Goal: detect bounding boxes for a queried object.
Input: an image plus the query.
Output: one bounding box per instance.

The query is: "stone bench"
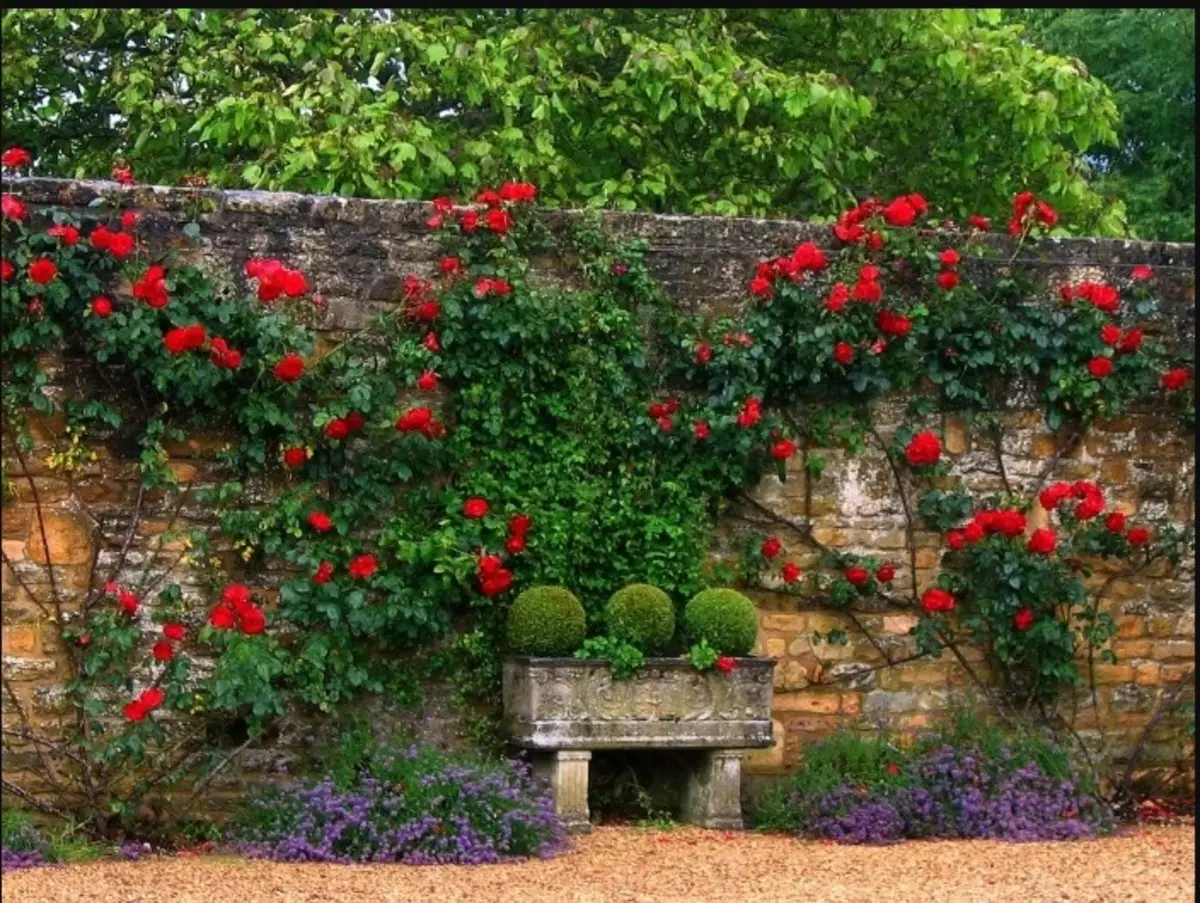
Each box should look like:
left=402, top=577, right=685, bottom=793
left=502, top=657, right=775, bottom=832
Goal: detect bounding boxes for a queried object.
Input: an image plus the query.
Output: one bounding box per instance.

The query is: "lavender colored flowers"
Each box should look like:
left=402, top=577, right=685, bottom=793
left=231, top=747, right=567, bottom=864
left=1, top=817, right=50, bottom=873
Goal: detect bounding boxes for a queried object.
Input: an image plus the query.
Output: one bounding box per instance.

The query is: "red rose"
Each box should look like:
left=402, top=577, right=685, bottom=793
left=825, top=283, right=850, bottom=314
left=209, top=604, right=236, bottom=630
left=307, top=512, right=333, bottom=532
left=124, top=700, right=148, bottom=722
left=324, top=418, right=350, bottom=441
left=475, top=188, right=502, bottom=207
left=1075, top=498, right=1103, bottom=521
left=183, top=324, right=206, bottom=350
left=48, top=224, right=80, bottom=245
left=2, top=195, right=27, bottom=221
left=693, top=420, right=711, bottom=440
left=882, top=197, right=917, bottom=227
left=0, top=260, right=12, bottom=282
left=1012, top=608, right=1035, bottom=632
left=415, top=370, right=439, bottom=392
left=968, top=214, right=990, bottom=231
left=313, top=561, right=334, bottom=584
left=163, top=328, right=190, bottom=355
left=118, top=591, right=139, bottom=616
left=656, top=415, right=674, bottom=432
left=845, top=566, right=869, bottom=586
left=152, top=641, right=174, bottom=662
left=210, top=338, right=242, bottom=369
left=761, top=537, right=782, bottom=560
left=920, top=588, right=956, bottom=614
left=1087, top=357, right=1113, bottom=378
left=833, top=342, right=855, bottom=366
left=694, top=340, right=713, bottom=365
left=273, top=353, right=305, bottom=382
left=423, top=333, right=440, bottom=352
left=283, top=446, right=307, bottom=469
left=852, top=278, right=883, bottom=303
left=935, top=271, right=959, bottom=291
left=771, top=439, right=797, bottom=461
left=222, top=584, right=253, bottom=613
left=348, top=554, right=377, bottom=579
left=781, top=562, right=802, bottom=584
left=91, top=296, right=113, bottom=318
left=463, top=497, right=490, bottom=519
left=876, top=563, right=896, bottom=583
left=1035, top=200, right=1058, bottom=227
left=505, top=534, right=526, bottom=555
left=939, top=249, right=961, bottom=267
left=461, top=210, right=479, bottom=232
left=509, top=514, right=533, bottom=536
left=486, top=208, right=514, bottom=234
left=1013, top=191, right=1034, bottom=215
left=904, top=431, right=942, bottom=467
left=479, top=569, right=514, bottom=597
left=793, top=241, right=827, bottom=272
left=962, top=521, right=985, bottom=544
left=1039, top=482, right=1072, bottom=510
left=112, top=164, right=134, bottom=185
left=439, top=256, right=463, bottom=277
left=1117, top=329, right=1143, bottom=354
left=282, top=270, right=309, bottom=298
left=736, top=397, right=762, bottom=429
left=28, top=258, right=58, bottom=285
left=1099, top=324, right=1121, bottom=345
left=121, top=210, right=140, bottom=230
left=946, top=529, right=965, bottom=550
left=1105, top=512, right=1126, bottom=533
left=714, top=655, right=737, bottom=673
left=345, top=412, right=365, bottom=433
left=1, top=147, right=31, bottom=168
left=1162, top=367, right=1190, bottom=391
left=1127, top=526, right=1150, bottom=547
left=478, top=553, right=504, bottom=577
left=748, top=274, right=773, bottom=298
left=1027, top=528, right=1056, bottom=555
left=134, top=266, right=169, bottom=308
left=432, top=196, right=454, bottom=215
left=107, top=231, right=136, bottom=259
left=906, top=193, right=928, bottom=215
left=1131, top=265, right=1153, bottom=282
left=139, top=687, right=164, bottom=710
left=876, top=309, right=912, bottom=337
left=240, top=607, right=266, bottom=635
left=163, top=623, right=186, bottom=642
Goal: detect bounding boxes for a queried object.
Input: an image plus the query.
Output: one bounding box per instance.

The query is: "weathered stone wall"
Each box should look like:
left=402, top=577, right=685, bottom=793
left=2, top=177, right=1195, bottom=800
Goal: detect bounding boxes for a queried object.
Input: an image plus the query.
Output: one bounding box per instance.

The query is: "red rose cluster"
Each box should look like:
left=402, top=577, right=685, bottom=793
left=209, top=584, right=267, bottom=634
left=920, top=587, right=956, bottom=614
left=1161, top=367, right=1190, bottom=392
left=273, top=353, right=305, bottom=382
left=833, top=193, right=928, bottom=245
left=473, top=277, right=512, bottom=298
left=89, top=224, right=136, bottom=259
left=1038, top=480, right=1105, bottom=520
left=106, top=581, right=140, bottom=617
left=2, top=194, right=27, bottom=221
left=476, top=553, right=514, bottom=597
left=153, top=622, right=186, bottom=662
left=324, top=412, right=367, bottom=441
left=903, top=431, right=942, bottom=467
left=123, top=686, right=165, bottom=722
left=48, top=224, right=80, bottom=245
left=1, top=146, right=31, bottom=169
left=736, top=397, right=762, bottom=429
left=348, top=553, right=377, bottom=579
left=426, top=181, right=537, bottom=233
left=936, top=247, right=960, bottom=291
left=395, top=405, right=445, bottom=439
left=747, top=241, right=827, bottom=298
left=245, top=258, right=309, bottom=302
left=506, top=513, right=532, bottom=554
left=1059, top=280, right=1119, bottom=313
left=164, top=324, right=207, bottom=355
left=648, top=396, right=680, bottom=432
left=134, top=264, right=169, bottom=308
left=1008, top=191, right=1057, bottom=236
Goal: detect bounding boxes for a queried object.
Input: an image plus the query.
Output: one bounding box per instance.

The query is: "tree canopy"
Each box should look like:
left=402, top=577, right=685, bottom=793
left=2, top=9, right=1130, bottom=233
left=1010, top=8, right=1195, bottom=242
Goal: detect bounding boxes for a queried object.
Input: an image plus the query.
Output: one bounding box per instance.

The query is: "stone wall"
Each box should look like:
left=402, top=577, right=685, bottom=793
left=2, top=177, right=1196, bottom=801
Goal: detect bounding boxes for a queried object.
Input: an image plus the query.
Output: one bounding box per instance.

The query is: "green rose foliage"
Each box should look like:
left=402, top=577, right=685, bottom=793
left=683, top=589, right=759, bottom=656
left=603, top=584, right=675, bottom=654
left=506, top=586, right=587, bottom=656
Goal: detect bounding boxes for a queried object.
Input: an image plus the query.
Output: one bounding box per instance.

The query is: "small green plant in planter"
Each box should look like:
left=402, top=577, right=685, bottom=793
left=683, top=588, right=759, bottom=656
left=575, top=635, right=646, bottom=679
left=506, top=586, right=587, bottom=656
left=604, top=584, right=675, bottom=654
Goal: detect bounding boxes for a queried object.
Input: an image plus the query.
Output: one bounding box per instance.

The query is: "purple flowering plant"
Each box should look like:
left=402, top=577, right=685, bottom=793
left=231, top=744, right=566, bottom=864
left=1, top=810, right=50, bottom=873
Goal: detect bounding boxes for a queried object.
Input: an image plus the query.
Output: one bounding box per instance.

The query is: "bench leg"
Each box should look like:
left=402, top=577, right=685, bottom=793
left=533, top=750, right=592, bottom=834
left=682, top=750, right=744, bottom=830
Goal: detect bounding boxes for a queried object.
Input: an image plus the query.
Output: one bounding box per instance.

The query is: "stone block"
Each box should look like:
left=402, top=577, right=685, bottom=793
left=26, top=510, right=95, bottom=566
left=3, top=624, right=39, bottom=655
left=774, top=691, right=840, bottom=714
left=760, top=613, right=806, bottom=633
left=1153, top=640, right=1195, bottom=661
left=744, top=718, right=786, bottom=773
left=682, top=750, right=745, bottom=830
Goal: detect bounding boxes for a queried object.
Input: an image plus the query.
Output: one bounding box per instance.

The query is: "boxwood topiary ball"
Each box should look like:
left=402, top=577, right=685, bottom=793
left=604, top=583, right=676, bottom=653
left=682, top=588, right=758, bottom=656
left=506, top=586, right=587, bottom=656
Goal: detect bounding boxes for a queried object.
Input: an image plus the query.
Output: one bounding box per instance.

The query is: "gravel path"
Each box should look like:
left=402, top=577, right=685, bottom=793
left=3, top=824, right=1193, bottom=903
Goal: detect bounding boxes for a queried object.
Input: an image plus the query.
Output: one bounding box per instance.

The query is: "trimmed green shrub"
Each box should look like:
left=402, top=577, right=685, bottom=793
left=682, top=588, right=758, bottom=656
left=604, top=584, right=675, bottom=653
left=506, top=586, right=587, bottom=656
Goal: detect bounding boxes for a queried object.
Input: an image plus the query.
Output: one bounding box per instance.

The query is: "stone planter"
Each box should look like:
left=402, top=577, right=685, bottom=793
left=503, top=656, right=774, bottom=832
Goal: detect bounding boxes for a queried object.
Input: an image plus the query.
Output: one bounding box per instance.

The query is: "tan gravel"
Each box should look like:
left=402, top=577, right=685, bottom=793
left=2, top=824, right=1193, bottom=903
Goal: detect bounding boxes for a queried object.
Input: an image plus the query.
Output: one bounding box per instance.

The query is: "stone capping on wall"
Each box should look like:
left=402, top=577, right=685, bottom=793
left=4, top=176, right=1196, bottom=343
